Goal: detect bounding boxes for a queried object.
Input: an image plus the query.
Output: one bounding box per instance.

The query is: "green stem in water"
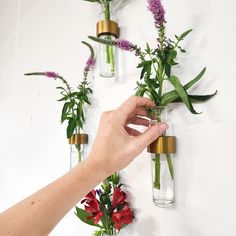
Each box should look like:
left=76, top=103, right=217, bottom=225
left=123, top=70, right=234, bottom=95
left=166, top=153, right=174, bottom=180
left=102, top=2, right=115, bottom=73
left=109, top=45, right=115, bottom=72
left=75, top=144, right=82, bottom=163
left=105, top=42, right=111, bottom=64
left=153, top=154, right=161, bottom=189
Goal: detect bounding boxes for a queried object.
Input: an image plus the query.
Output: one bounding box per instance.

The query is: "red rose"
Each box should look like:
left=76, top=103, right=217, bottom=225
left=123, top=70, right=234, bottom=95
left=111, top=204, right=134, bottom=231
left=112, top=187, right=127, bottom=209
left=81, top=190, right=103, bottom=224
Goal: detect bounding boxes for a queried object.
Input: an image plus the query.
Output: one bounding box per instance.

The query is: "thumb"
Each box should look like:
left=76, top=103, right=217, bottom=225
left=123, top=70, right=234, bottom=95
left=134, top=123, right=169, bottom=151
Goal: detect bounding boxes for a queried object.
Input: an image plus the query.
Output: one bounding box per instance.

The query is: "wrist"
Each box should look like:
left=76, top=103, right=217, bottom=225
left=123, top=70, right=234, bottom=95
left=83, top=156, right=108, bottom=182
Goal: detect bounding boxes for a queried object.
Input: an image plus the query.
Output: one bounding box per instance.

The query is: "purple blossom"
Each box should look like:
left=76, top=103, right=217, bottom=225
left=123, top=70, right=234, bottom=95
left=85, top=57, right=96, bottom=71
left=96, top=189, right=102, bottom=196
left=116, top=39, right=134, bottom=52
left=44, top=71, right=59, bottom=79
left=147, top=0, right=166, bottom=26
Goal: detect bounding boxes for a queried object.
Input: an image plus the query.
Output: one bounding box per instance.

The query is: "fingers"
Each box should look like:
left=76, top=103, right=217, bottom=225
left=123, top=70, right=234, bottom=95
left=133, top=123, right=169, bottom=151
left=128, top=107, right=148, bottom=118
left=116, top=96, right=156, bottom=122
left=124, top=126, right=141, bottom=136
left=126, top=116, right=149, bottom=127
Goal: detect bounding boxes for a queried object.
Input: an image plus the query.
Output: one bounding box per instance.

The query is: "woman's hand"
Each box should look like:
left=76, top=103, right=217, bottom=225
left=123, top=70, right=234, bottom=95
left=87, top=96, right=168, bottom=177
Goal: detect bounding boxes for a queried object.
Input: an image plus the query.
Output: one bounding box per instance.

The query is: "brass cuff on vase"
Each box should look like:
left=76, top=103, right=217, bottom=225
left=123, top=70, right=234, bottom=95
left=147, top=136, right=176, bottom=154
left=96, top=20, right=120, bottom=38
left=68, top=134, right=88, bottom=145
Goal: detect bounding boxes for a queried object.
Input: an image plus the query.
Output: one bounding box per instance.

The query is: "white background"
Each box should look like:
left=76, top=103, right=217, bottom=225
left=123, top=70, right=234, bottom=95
left=0, top=0, right=235, bottom=235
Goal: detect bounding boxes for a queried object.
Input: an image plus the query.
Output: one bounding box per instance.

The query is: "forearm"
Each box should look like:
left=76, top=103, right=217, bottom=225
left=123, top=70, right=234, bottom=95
left=0, top=158, right=106, bottom=236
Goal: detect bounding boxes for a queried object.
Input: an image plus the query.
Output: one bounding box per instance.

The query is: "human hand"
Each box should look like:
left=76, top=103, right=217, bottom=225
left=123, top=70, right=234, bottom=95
left=86, top=96, right=168, bottom=177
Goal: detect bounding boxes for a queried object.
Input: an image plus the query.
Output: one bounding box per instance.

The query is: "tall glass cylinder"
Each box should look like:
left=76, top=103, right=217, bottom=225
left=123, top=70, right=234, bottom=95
left=97, top=2, right=119, bottom=78
left=68, top=133, right=88, bottom=169
left=147, top=107, right=176, bottom=208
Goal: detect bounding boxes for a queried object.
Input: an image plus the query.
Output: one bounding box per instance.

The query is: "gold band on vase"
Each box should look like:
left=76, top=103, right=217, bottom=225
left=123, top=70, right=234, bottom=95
left=147, top=136, right=176, bottom=154
left=96, top=20, right=120, bottom=38
left=68, top=134, right=88, bottom=145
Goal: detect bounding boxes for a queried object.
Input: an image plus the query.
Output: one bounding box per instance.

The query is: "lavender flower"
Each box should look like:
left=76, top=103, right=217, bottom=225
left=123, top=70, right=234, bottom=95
left=44, top=71, right=59, bottom=79
left=116, top=39, right=135, bottom=52
left=147, top=0, right=166, bottom=26
left=85, top=57, right=96, bottom=71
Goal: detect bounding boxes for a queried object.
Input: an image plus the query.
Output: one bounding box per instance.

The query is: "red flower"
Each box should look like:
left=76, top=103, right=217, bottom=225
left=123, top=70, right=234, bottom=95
left=81, top=190, right=103, bottom=224
left=111, top=204, right=134, bottom=231
left=112, top=187, right=127, bottom=209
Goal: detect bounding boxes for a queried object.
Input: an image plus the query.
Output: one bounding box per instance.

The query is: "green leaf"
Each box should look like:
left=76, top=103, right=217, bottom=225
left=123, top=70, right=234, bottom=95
left=179, top=29, right=193, bottom=41
left=137, top=60, right=152, bottom=68
left=145, top=77, right=160, bottom=104
left=67, top=118, right=76, bottom=138
left=92, top=230, right=103, bottom=236
left=168, top=75, right=200, bottom=114
left=81, top=0, right=101, bottom=3
left=61, top=102, right=70, bottom=123
left=139, top=61, right=152, bottom=80
left=161, top=68, right=206, bottom=105
left=76, top=117, right=83, bottom=129
left=56, top=86, right=66, bottom=91
left=173, top=91, right=217, bottom=103
left=75, top=207, right=101, bottom=228
left=184, top=67, right=206, bottom=90
left=24, top=72, right=45, bottom=76
left=165, top=64, right=171, bottom=77
left=146, top=43, right=151, bottom=53
left=169, top=49, right=177, bottom=59
left=83, top=95, right=91, bottom=105
left=57, top=96, right=68, bottom=102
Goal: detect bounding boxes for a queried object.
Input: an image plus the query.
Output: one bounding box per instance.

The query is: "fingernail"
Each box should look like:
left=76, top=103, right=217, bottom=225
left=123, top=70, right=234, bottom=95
left=159, top=123, right=168, bottom=133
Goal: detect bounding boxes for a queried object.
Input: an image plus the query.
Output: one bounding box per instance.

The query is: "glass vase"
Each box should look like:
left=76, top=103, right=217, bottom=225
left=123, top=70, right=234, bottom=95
left=68, top=133, right=88, bottom=169
left=97, top=1, right=119, bottom=78
left=147, top=107, right=176, bottom=208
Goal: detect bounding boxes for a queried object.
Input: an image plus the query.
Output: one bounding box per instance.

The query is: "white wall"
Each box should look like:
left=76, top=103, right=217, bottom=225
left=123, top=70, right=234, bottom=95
left=0, top=0, right=235, bottom=235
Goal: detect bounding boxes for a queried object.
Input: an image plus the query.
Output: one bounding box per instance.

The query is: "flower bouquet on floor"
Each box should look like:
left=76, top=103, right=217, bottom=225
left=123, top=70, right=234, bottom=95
left=75, top=173, right=134, bottom=236
left=25, top=41, right=95, bottom=168
left=89, top=0, right=217, bottom=207
left=82, top=0, right=120, bottom=78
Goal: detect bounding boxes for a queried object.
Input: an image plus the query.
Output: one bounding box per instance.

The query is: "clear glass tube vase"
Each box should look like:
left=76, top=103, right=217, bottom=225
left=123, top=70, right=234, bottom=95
left=68, top=133, right=88, bottom=169
left=147, top=107, right=176, bottom=208
left=97, top=2, right=119, bottom=78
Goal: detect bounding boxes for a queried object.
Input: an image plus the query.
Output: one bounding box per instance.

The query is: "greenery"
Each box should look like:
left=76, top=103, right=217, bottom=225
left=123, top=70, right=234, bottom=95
left=82, top=0, right=117, bottom=74
left=88, top=3, right=217, bottom=190
left=25, top=41, right=95, bottom=138
left=75, top=173, right=133, bottom=235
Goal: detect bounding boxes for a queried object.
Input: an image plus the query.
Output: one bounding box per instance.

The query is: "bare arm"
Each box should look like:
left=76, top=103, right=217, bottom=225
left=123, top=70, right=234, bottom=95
left=0, top=96, right=168, bottom=236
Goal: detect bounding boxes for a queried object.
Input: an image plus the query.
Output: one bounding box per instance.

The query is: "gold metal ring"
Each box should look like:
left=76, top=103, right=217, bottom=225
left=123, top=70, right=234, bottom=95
left=68, top=134, right=88, bottom=145
left=147, top=136, right=176, bottom=154
left=96, top=20, right=119, bottom=38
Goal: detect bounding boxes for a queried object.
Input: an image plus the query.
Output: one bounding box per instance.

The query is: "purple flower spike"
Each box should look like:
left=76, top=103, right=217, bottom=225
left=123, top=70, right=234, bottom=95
left=116, top=39, right=134, bottom=52
left=85, top=57, right=96, bottom=71
left=44, top=71, right=59, bottom=79
left=147, top=0, right=166, bottom=26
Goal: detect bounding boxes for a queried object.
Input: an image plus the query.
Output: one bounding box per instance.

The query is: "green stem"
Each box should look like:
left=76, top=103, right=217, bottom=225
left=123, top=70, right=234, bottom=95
left=166, top=153, right=174, bottom=180
left=109, top=46, right=115, bottom=72
left=102, top=2, right=115, bottom=73
left=105, top=43, right=111, bottom=64
left=75, top=144, right=82, bottom=162
left=153, top=154, right=161, bottom=189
